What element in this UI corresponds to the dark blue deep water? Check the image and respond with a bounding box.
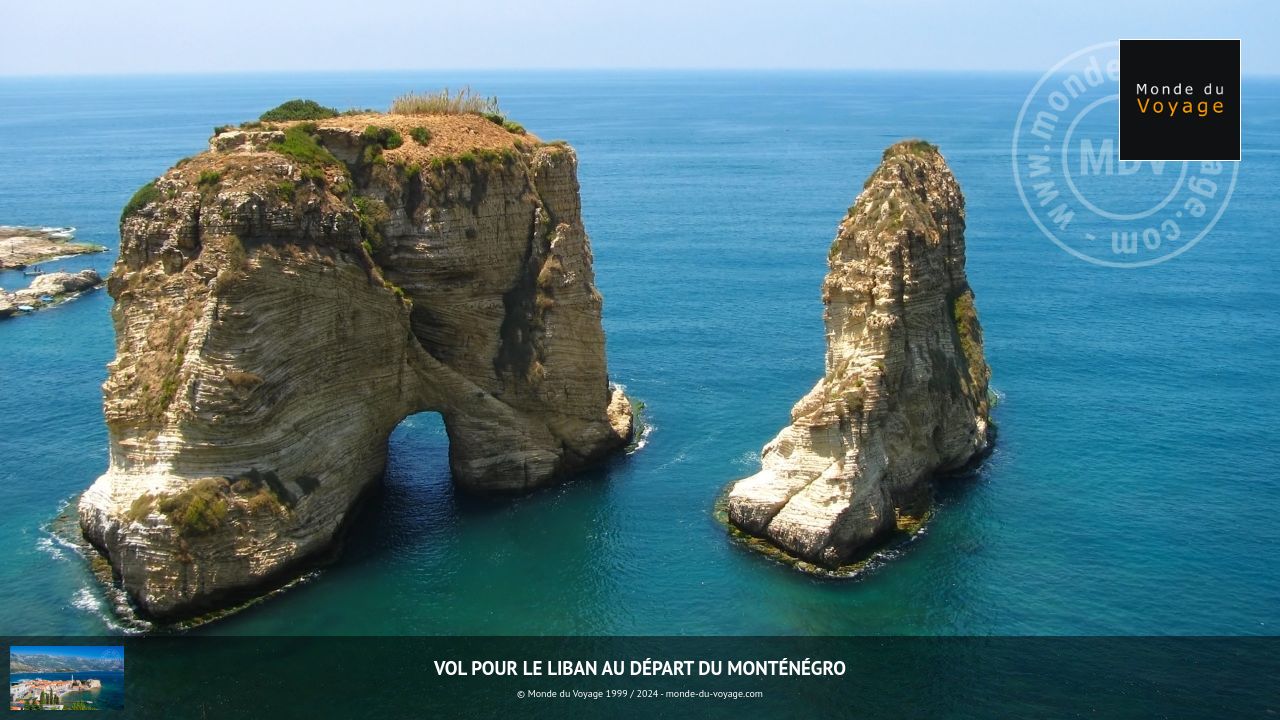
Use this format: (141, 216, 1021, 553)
(0, 72, 1277, 636)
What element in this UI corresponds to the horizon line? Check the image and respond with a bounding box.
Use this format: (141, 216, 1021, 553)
(3, 67, 1278, 80)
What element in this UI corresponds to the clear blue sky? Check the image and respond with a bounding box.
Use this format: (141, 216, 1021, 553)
(3, 0, 1277, 75)
(12, 646, 123, 661)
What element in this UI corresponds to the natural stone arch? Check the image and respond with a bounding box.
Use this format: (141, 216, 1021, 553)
(80, 114, 631, 620)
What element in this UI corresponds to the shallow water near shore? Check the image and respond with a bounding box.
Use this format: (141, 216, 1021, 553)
(0, 71, 1277, 636)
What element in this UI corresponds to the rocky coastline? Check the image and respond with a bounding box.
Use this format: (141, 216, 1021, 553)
(0, 269, 103, 319)
(0, 226, 105, 270)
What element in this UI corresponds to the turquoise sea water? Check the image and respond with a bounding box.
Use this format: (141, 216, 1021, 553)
(0, 72, 1277, 637)
(9, 670, 125, 710)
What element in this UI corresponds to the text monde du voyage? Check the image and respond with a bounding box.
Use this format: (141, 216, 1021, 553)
(1134, 82, 1229, 118)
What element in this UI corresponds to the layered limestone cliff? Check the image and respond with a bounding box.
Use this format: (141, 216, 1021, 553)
(80, 111, 632, 620)
(726, 141, 992, 569)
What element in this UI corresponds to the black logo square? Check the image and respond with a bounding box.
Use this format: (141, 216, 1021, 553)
(1120, 39, 1240, 161)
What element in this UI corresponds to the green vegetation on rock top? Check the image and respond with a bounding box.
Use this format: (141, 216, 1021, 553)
(883, 139, 938, 161)
(269, 124, 341, 179)
(260, 99, 339, 122)
(362, 125, 404, 150)
(483, 113, 526, 134)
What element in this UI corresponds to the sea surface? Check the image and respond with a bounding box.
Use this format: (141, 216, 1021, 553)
(9, 671, 125, 710)
(0, 71, 1277, 637)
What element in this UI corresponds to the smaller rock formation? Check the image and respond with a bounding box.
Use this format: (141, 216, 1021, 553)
(725, 141, 993, 569)
(0, 269, 103, 319)
(0, 226, 105, 270)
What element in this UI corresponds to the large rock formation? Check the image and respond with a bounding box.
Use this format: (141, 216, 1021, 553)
(80, 111, 632, 620)
(726, 141, 992, 568)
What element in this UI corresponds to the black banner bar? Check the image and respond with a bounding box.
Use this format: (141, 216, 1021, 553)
(6, 636, 1279, 718)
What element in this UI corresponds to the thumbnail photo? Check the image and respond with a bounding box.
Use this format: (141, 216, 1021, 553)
(9, 646, 124, 711)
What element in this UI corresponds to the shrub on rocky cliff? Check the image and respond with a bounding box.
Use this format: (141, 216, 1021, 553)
(157, 478, 229, 537)
(360, 126, 404, 164)
(953, 293, 982, 371)
(397, 161, 422, 179)
(126, 494, 155, 522)
(273, 181, 296, 202)
(483, 112, 526, 134)
(197, 170, 222, 188)
(354, 197, 390, 252)
(121, 180, 159, 223)
(269, 125, 341, 176)
(260, 99, 339, 122)
(409, 126, 432, 145)
(361, 125, 403, 150)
